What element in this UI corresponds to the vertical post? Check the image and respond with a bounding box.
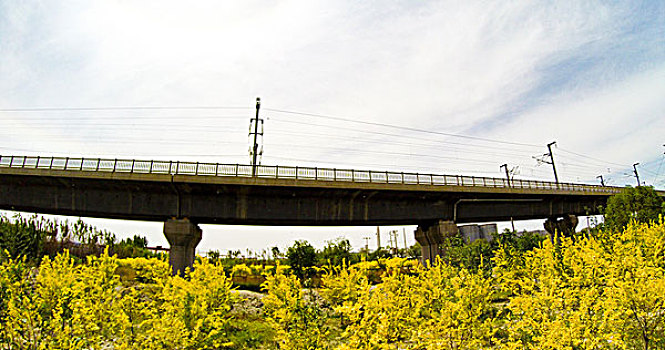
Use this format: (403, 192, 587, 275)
(500, 164, 511, 187)
(131, 160, 135, 173)
(633, 163, 641, 186)
(149, 160, 153, 173)
(113, 159, 117, 172)
(402, 228, 407, 252)
(96, 158, 101, 171)
(251, 97, 261, 177)
(547, 141, 559, 184)
(376, 226, 381, 250)
(64, 157, 69, 170)
(35, 156, 40, 168)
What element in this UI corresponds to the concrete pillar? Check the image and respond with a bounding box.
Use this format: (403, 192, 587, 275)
(164, 218, 202, 276)
(543, 215, 578, 241)
(414, 220, 459, 265)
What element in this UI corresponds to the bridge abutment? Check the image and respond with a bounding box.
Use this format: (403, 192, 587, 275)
(164, 218, 202, 276)
(415, 220, 458, 265)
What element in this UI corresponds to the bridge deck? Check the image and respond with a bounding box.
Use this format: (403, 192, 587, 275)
(0, 155, 646, 226)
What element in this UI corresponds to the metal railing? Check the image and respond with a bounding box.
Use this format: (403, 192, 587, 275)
(0, 155, 623, 194)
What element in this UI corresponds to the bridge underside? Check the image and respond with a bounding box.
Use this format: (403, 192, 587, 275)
(0, 172, 606, 226)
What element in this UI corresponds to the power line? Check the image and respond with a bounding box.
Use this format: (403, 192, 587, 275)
(2, 116, 249, 122)
(265, 143, 511, 166)
(557, 147, 630, 168)
(266, 130, 538, 160)
(0, 106, 251, 112)
(265, 108, 543, 148)
(268, 119, 541, 155)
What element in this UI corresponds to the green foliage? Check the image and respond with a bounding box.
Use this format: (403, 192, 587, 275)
(406, 241, 422, 259)
(442, 229, 547, 273)
(0, 214, 47, 261)
(286, 240, 318, 282)
(0, 213, 156, 262)
(318, 237, 357, 267)
(605, 186, 665, 231)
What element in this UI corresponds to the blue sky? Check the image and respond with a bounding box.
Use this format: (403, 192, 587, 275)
(1, 1, 664, 252)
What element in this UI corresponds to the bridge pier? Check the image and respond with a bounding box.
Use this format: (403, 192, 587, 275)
(415, 220, 459, 265)
(164, 218, 202, 276)
(543, 215, 578, 240)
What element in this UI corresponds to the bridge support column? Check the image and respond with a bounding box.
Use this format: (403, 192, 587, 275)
(543, 215, 578, 240)
(415, 220, 459, 265)
(164, 218, 202, 276)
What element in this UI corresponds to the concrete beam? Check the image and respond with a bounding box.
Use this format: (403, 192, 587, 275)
(415, 220, 459, 265)
(163, 218, 202, 276)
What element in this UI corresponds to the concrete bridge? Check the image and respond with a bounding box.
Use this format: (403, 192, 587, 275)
(0, 155, 629, 273)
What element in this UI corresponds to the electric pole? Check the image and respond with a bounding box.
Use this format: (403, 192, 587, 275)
(596, 175, 605, 186)
(250, 97, 264, 177)
(500, 164, 511, 187)
(376, 226, 381, 250)
(633, 163, 641, 187)
(402, 228, 407, 251)
(547, 141, 559, 184)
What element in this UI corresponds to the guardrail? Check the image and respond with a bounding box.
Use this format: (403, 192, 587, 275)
(0, 155, 622, 194)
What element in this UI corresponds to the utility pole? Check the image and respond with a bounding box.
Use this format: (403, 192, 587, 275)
(390, 230, 399, 256)
(633, 163, 641, 187)
(402, 228, 407, 251)
(250, 97, 264, 177)
(376, 226, 381, 250)
(500, 164, 511, 187)
(596, 175, 605, 186)
(547, 141, 559, 184)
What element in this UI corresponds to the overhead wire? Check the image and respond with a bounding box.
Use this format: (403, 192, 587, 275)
(0, 103, 648, 187)
(267, 119, 543, 155)
(0, 106, 251, 112)
(264, 108, 543, 148)
(266, 130, 539, 160)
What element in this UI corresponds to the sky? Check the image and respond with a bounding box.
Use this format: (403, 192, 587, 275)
(1, 1, 664, 254)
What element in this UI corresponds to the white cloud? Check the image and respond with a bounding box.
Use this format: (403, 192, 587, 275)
(1, 0, 663, 251)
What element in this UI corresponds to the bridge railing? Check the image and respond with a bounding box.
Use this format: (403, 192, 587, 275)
(0, 155, 622, 194)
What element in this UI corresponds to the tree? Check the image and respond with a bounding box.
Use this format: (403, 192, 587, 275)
(271, 246, 281, 260)
(605, 186, 665, 230)
(0, 214, 46, 261)
(318, 237, 355, 267)
(286, 240, 317, 282)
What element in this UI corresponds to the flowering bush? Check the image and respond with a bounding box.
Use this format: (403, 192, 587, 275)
(2, 220, 665, 349)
